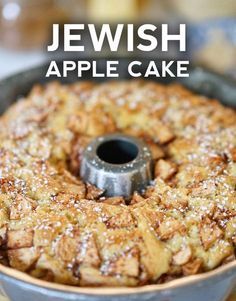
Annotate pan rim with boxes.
[0,261,235,296]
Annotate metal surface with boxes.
[80,133,152,197]
[0,261,235,301]
[0,60,235,301]
[0,59,235,114]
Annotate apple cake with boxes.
[0,80,235,286]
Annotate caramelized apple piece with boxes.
[8,247,40,272]
[79,266,138,287]
[182,258,202,276]
[173,245,192,265]
[158,217,185,240]
[86,183,104,200]
[130,192,145,205]
[7,229,34,249]
[56,230,80,262]
[155,159,177,181]
[77,233,101,268]
[133,208,171,280]
[0,226,7,246]
[200,219,223,250]
[155,123,175,144]
[147,141,165,160]
[103,247,140,277]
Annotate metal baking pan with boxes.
[0,58,235,301]
[0,58,235,112]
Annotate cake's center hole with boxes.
[96,139,139,164]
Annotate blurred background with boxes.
[0,0,235,79]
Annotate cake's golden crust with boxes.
[0,80,235,286]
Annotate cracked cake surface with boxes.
[0,80,235,286]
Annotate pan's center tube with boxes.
[96,139,139,165]
[80,134,153,198]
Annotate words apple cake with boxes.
[0,80,235,286]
